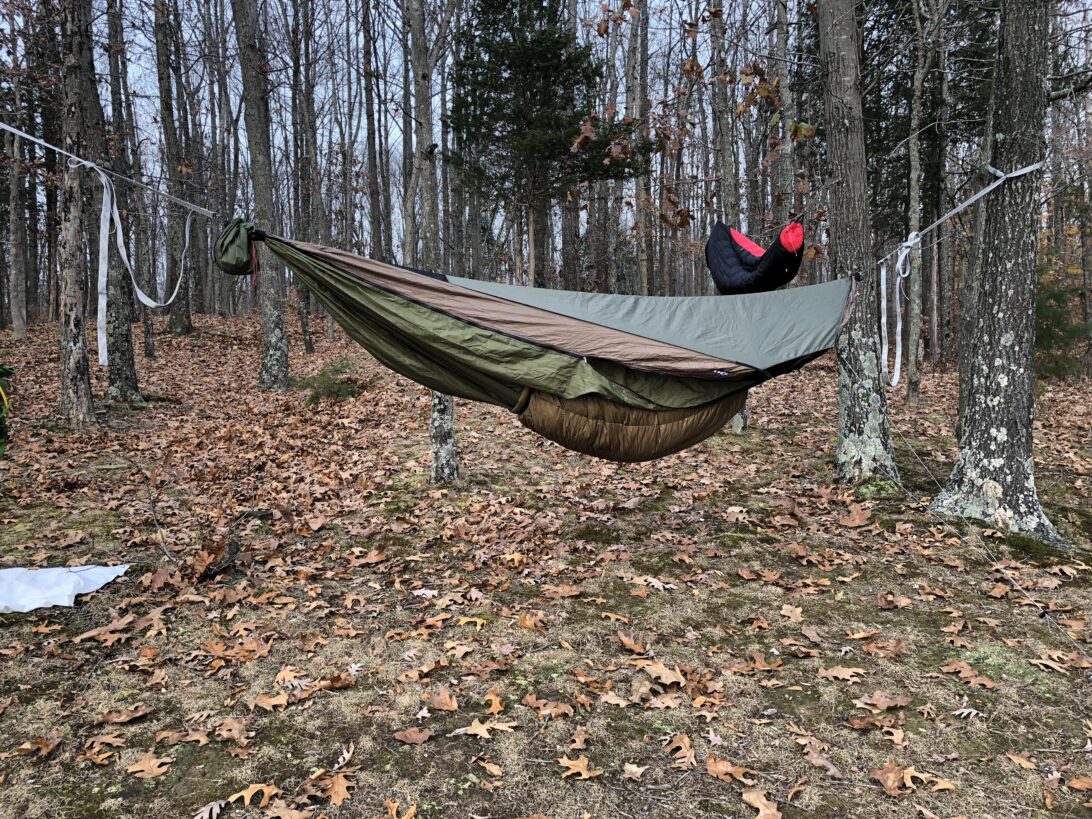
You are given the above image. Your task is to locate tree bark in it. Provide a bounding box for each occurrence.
[232,0,290,389]
[905,0,930,403]
[407,0,459,483]
[818,0,898,483]
[153,0,192,336]
[102,0,141,403]
[709,0,740,224]
[932,0,1061,543]
[7,11,27,340]
[7,128,27,341]
[362,0,385,260]
[58,0,95,429]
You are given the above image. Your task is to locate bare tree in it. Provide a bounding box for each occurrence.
[6,9,27,341]
[232,0,290,389]
[100,0,140,402]
[932,0,1061,543]
[153,0,193,336]
[406,0,459,483]
[57,0,95,429]
[818,0,898,482]
[905,0,949,402]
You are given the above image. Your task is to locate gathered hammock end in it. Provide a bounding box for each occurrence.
[215,219,851,462]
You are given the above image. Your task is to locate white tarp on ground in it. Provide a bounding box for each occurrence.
[0,565,129,614]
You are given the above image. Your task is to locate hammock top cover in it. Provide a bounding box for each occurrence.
[219,223,850,461]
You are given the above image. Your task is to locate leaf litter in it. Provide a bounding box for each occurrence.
[0,316,1090,817]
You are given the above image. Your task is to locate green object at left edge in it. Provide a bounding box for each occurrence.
[214,218,257,276]
[0,365,13,459]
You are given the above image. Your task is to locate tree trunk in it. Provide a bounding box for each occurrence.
[58,0,95,429]
[529,198,550,288]
[905,0,930,403]
[7,128,27,341]
[232,0,289,389]
[288,0,315,354]
[817,0,898,483]
[102,0,141,402]
[7,11,27,340]
[772,0,794,228]
[931,0,1060,543]
[362,0,385,260]
[407,0,459,483]
[709,0,740,223]
[153,0,192,336]
[958,9,999,431]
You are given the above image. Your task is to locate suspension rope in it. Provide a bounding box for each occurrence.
[0,120,214,366]
[880,160,1044,386]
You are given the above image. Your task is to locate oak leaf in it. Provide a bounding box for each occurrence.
[371,799,416,819]
[854,692,912,714]
[707,754,758,785]
[264,800,314,819]
[97,704,154,724]
[249,691,288,712]
[483,689,505,715]
[127,752,173,778]
[558,754,603,779]
[424,686,458,712]
[642,660,686,686]
[1005,752,1036,770]
[6,729,62,760]
[870,760,907,797]
[741,788,782,818]
[818,666,867,682]
[190,800,227,819]
[320,770,356,805]
[664,733,696,769]
[228,782,282,808]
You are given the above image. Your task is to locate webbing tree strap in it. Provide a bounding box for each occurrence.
[880,160,1044,387]
[0,120,214,366]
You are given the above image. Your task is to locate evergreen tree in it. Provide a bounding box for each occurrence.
[448,0,643,288]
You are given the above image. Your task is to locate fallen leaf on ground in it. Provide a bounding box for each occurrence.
[127,752,172,778]
[227,782,282,808]
[870,760,907,797]
[558,754,602,779]
[741,788,782,818]
[393,727,432,745]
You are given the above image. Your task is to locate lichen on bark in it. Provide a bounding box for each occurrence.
[429,391,459,484]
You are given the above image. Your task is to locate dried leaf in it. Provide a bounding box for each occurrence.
[393,727,432,745]
[741,788,782,818]
[127,752,173,779]
[228,782,282,808]
[558,754,603,779]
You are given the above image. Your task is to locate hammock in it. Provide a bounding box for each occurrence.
[215,220,851,462]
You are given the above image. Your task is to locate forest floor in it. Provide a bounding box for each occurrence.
[0,314,1090,819]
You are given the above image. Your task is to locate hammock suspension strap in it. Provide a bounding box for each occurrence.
[0,119,214,366]
[879,160,1044,387]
